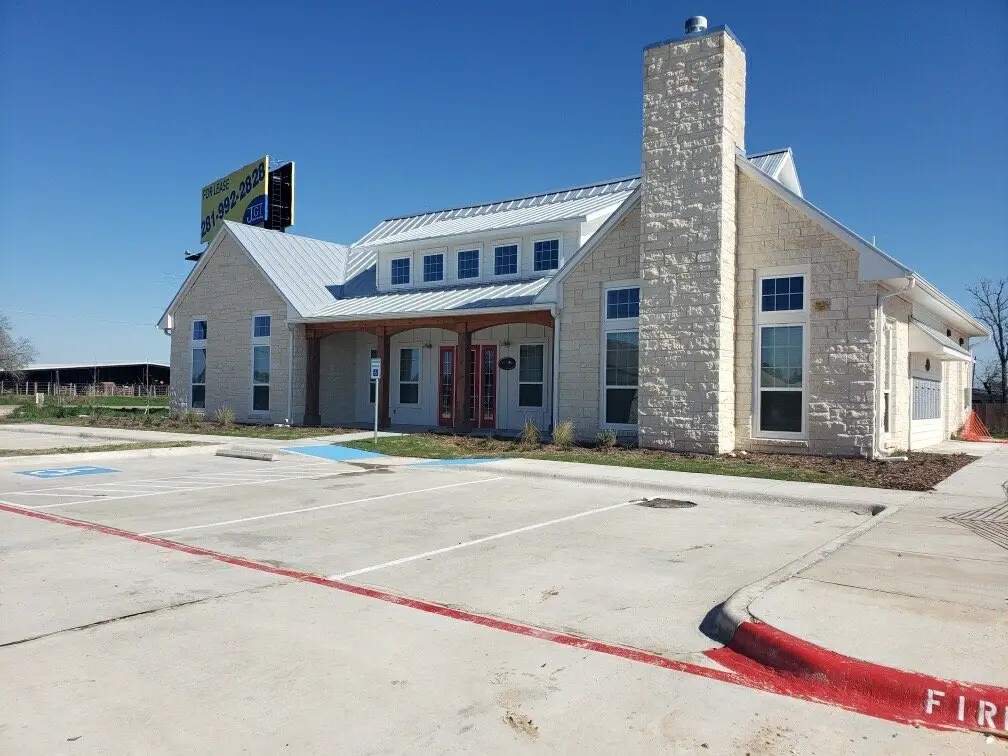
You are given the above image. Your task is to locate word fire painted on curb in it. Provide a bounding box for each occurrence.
[925,689,1007,731]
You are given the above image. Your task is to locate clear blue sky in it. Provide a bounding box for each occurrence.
[1,0,1005,364]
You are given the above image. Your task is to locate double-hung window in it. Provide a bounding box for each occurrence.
[390,257,411,286]
[518,344,544,407]
[533,239,559,272]
[603,285,639,426]
[422,253,444,283]
[251,314,271,413]
[191,319,207,410]
[756,273,807,436]
[457,249,480,280]
[493,242,518,276]
[399,348,420,404]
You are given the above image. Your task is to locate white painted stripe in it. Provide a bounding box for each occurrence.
[330,500,631,580]
[141,477,505,536]
[21,470,366,511]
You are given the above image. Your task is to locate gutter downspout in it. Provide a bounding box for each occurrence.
[550,305,560,433]
[874,277,915,460]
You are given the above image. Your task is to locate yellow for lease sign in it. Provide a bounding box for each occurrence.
[200,156,269,244]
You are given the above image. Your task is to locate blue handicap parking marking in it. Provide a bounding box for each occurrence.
[283,445,386,461]
[17,466,119,479]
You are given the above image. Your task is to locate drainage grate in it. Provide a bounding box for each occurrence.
[943,500,1008,552]
[631,497,697,509]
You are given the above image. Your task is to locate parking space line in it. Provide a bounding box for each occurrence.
[17,470,367,511]
[331,501,631,579]
[140,477,505,535]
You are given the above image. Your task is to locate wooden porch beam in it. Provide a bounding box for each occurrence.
[376,326,391,429]
[454,322,472,433]
[304,309,554,340]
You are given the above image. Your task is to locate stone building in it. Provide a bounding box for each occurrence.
[159,19,986,456]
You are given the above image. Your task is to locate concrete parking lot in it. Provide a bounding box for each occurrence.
[0,450,982,753]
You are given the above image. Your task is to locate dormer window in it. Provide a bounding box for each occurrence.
[533,239,560,271]
[391,257,411,286]
[493,243,518,276]
[423,253,444,283]
[457,249,480,279]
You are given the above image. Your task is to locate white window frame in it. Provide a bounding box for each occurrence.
[190,318,207,411]
[491,238,522,278]
[518,342,546,408]
[420,249,446,285]
[390,255,412,287]
[531,236,561,272]
[600,280,640,430]
[753,267,809,440]
[455,244,481,281]
[398,346,421,406]
[250,312,271,415]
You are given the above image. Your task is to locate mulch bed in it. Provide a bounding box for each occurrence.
[424,434,976,491]
[731,450,975,491]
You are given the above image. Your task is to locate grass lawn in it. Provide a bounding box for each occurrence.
[343,434,975,490]
[1,404,357,440]
[0,441,201,457]
[0,395,168,407]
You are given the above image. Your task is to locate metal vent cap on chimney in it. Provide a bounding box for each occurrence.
[685,16,708,35]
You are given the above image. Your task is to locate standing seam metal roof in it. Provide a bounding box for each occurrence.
[310,278,551,319]
[225,222,350,317]
[355,178,641,247]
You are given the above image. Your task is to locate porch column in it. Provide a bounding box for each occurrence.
[304,332,321,426]
[454,323,472,432]
[376,326,391,428]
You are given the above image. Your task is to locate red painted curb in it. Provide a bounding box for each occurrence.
[706,621,1008,735]
[3,501,1006,736]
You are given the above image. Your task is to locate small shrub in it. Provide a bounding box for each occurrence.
[520,417,540,446]
[596,428,618,451]
[215,406,236,427]
[177,408,202,426]
[552,420,574,450]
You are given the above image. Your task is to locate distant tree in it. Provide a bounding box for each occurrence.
[976,358,1004,404]
[967,278,1007,404]
[0,313,37,378]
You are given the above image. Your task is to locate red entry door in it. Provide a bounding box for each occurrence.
[437,346,454,427]
[469,345,497,429]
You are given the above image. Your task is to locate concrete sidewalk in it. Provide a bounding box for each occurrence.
[746,443,1008,689]
[0,422,393,448]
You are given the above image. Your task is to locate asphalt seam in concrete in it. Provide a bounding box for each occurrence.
[0,582,291,649]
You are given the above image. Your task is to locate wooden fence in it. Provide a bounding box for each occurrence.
[0,381,169,398]
[974,402,1008,434]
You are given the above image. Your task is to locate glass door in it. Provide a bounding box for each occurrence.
[467,345,497,429]
[438,346,454,427]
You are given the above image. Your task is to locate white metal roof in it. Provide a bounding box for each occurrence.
[226,222,350,317]
[355,178,641,247]
[308,278,551,321]
[23,362,170,370]
[910,318,972,361]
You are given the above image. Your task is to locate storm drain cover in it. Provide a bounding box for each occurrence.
[631,497,697,509]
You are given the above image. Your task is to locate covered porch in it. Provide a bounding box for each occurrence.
[301,309,555,434]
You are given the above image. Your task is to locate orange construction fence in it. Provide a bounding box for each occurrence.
[960,410,1008,443]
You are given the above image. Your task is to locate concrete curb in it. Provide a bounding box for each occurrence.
[0,444,216,467]
[710,505,901,644]
[704,505,1008,734]
[479,458,904,513]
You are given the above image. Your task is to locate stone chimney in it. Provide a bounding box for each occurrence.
[638,21,746,453]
